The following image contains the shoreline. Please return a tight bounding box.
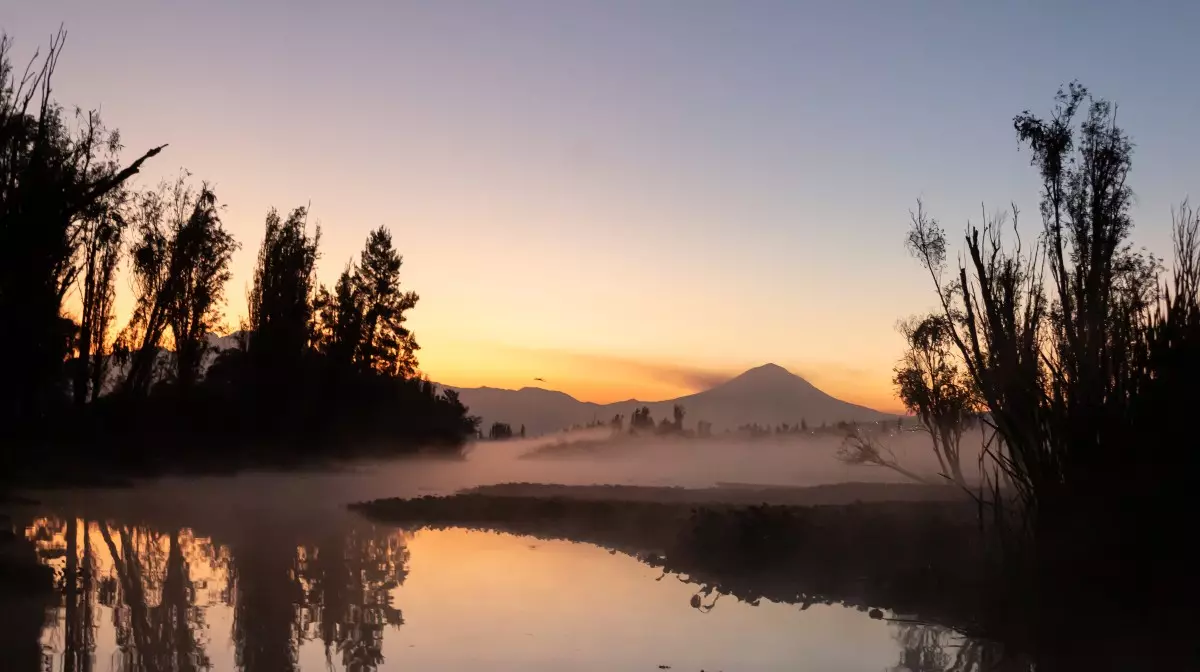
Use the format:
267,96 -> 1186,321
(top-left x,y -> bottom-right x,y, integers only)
352,481 -> 986,633
455,481 -> 970,506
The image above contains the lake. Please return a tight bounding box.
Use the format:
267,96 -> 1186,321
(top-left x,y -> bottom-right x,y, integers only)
13,442 -> 987,671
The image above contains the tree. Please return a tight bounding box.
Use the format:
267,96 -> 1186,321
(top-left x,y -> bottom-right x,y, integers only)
800,418 -> 808,432
629,406 -> 654,432
0,31 -> 482,464
489,422 -> 513,440
353,227 -> 419,378
905,84 -> 1200,632
164,184 -> 236,390
120,178 -> 236,393
0,30 -> 163,422
72,187 -> 129,404
119,184 -> 174,395
519,424 -> 526,438
314,264 -> 364,368
894,314 -> 975,486
246,207 -> 320,366
672,404 -> 686,431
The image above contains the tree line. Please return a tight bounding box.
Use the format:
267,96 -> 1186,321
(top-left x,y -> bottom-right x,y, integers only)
0,31 -> 477,474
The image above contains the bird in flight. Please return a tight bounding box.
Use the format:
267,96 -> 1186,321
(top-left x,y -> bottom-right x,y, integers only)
534,377 -> 546,382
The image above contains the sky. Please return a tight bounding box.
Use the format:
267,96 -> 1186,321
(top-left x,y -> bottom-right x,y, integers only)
6,1 -> 1200,411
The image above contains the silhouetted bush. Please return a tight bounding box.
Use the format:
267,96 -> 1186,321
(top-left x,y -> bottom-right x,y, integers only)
905,83 -> 1200,657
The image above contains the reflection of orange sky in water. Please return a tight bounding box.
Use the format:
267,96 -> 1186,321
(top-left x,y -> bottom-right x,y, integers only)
25,518 -> 903,670
26,517 -> 231,601
385,527 -> 899,670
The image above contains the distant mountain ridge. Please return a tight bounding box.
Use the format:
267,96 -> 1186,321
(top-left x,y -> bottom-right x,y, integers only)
95,332 -> 242,395
443,363 -> 893,435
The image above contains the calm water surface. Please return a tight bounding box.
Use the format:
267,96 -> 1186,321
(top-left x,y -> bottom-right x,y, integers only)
20,451 -> 978,671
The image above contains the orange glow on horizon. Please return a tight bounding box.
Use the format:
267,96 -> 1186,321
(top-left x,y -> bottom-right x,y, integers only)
420,338 -> 905,413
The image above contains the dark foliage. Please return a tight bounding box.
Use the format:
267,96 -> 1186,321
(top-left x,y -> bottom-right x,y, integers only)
72,186 -> 128,405
0,30 -> 162,430
352,226 -> 419,378
0,33 -> 477,480
894,315 -> 976,486
116,177 -> 237,393
246,206 -> 320,365
488,422 -> 514,440
629,406 -> 654,432
906,83 -> 1200,658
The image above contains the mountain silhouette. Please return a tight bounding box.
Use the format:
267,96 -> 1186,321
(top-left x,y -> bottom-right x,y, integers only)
445,363 -> 893,435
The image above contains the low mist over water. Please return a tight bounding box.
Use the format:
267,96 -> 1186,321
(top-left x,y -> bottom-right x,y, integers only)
30,428 -> 986,531
10,435 -> 992,672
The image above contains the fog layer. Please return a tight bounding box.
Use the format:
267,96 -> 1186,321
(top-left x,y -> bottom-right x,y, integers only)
28,428 -> 986,541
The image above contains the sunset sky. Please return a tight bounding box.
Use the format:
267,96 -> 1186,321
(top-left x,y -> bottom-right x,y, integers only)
7,1 -> 1200,411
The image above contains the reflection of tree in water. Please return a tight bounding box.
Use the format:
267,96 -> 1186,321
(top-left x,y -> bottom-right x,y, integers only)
223,523 -> 409,672
30,516 -> 411,672
29,517 -> 219,672
229,534 -> 303,672
62,517 -> 96,672
889,623 -> 1022,672
295,526 -> 409,672
97,524 -> 215,671
33,517 -> 99,672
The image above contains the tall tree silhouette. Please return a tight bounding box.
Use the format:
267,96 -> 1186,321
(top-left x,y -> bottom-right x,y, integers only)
120,177 -> 236,394
72,188 -> 128,404
315,264 -> 365,368
353,227 -> 419,378
0,31 -> 163,424
119,184 -> 174,395
165,185 -> 236,390
246,206 -> 320,363
242,205 -> 321,427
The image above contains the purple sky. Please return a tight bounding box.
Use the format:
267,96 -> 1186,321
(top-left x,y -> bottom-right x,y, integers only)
7,1 -> 1200,408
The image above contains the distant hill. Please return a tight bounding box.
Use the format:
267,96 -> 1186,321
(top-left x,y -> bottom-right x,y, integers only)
444,363 -> 893,435
95,331 -> 242,395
